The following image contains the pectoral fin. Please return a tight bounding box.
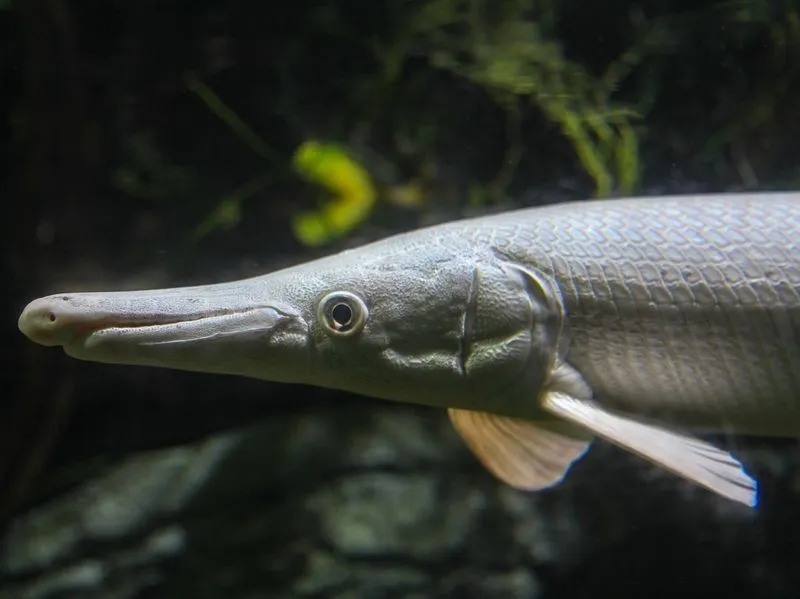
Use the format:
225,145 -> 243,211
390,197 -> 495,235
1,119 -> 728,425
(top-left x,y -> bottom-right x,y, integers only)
542,391 -> 758,507
448,407 -> 592,490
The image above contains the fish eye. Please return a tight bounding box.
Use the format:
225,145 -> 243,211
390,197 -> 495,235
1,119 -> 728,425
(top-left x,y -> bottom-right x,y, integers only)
318,291 -> 368,336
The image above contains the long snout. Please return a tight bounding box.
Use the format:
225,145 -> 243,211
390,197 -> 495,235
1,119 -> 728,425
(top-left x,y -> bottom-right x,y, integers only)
18,279 -> 311,379
20,284 -> 283,344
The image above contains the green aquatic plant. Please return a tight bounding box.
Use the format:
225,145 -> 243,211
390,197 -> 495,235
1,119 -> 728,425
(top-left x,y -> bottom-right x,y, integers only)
186,75 -> 378,246
361,0 -> 799,200
184,0 -> 653,244
186,74 -> 283,164
291,141 -> 377,246
410,0 -> 645,197
186,74 -> 287,241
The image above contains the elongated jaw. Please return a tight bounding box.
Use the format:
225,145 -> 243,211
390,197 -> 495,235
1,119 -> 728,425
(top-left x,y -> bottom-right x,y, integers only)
19,294 -> 284,348
17,283 -> 311,379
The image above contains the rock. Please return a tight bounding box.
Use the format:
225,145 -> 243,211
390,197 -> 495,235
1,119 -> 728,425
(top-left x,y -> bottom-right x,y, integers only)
2,436 -> 236,575
306,472 -> 485,559
440,568 -> 541,599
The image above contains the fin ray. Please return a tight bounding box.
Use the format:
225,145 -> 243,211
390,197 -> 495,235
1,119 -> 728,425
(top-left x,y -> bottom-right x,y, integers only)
448,407 -> 591,490
542,391 -> 758,507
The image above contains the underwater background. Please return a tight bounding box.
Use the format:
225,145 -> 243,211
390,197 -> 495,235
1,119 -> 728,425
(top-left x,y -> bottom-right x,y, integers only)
2,1 -> 800,597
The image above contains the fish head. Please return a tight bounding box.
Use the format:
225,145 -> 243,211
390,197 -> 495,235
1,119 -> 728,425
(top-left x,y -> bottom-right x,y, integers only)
18,236 -> 564,410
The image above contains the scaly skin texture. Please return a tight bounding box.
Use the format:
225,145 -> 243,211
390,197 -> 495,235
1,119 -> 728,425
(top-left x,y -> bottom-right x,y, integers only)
437,193 -> 800,433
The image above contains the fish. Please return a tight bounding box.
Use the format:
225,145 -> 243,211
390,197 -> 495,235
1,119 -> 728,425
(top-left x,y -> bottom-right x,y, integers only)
18,192 -> 800,507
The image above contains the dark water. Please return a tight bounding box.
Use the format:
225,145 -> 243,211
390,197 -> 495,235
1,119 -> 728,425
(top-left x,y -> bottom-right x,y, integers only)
2,1 -> 800,597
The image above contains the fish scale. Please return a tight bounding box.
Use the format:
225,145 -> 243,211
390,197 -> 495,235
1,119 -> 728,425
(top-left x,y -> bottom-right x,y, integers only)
458,195 -> 800,432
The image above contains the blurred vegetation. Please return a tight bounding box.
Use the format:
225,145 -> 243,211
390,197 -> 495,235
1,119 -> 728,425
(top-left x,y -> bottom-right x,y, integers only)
181,77 -> 379,246
290,141 -> 377,246
104,0 -> 800,247
382,0 -> 648,198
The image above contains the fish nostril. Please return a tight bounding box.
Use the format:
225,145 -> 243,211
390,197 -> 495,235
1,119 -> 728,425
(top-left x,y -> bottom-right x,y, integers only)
48,312 -> 56,323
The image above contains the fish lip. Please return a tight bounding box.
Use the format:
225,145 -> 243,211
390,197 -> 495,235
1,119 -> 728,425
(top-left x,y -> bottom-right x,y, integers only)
73,306 -> 298,350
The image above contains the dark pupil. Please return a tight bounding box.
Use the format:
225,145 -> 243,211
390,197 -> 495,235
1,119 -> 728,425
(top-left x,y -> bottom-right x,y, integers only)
330,302 -> 353,328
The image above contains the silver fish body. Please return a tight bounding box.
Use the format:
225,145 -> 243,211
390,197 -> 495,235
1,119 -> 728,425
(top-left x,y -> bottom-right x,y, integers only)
447,195 -> 800,434
17,192 -> 800,506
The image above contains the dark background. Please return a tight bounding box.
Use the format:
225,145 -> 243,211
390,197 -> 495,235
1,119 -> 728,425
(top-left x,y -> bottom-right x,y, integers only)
2,1 -> 800,597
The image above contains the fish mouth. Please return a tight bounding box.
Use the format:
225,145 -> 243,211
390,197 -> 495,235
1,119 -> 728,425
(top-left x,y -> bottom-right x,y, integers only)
19,279 -> 314,380
80,307 -> 292,350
